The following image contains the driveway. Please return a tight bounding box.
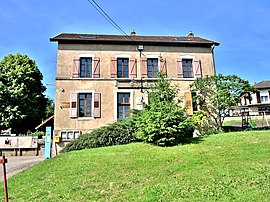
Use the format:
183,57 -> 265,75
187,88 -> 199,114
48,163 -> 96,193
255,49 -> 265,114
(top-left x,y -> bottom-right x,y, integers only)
0,156 -> 43,181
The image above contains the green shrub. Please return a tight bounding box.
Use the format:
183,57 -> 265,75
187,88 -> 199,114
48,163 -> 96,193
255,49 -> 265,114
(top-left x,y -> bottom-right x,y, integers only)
135,73 -> 194,146
19,131 -> 45,136
61,117 -> 138,153
191,110 -> 216,135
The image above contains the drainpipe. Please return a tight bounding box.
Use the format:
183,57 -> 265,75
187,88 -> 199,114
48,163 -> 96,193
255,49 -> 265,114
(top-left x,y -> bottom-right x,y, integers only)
211,45 -> 216,75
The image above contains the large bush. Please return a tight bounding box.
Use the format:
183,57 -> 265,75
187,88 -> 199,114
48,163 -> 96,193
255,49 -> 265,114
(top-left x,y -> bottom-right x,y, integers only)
135,73 -> 194,146
191,110 -> 217,135
61,117 -> 138,153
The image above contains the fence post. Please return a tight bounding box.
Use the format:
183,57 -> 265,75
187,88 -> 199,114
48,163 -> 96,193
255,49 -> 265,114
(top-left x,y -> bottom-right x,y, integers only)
0,155 -> 8,202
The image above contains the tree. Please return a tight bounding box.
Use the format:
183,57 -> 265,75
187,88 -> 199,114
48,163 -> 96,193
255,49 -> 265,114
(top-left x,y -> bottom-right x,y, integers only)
190,74 -> 256,130
0,53 -> 47,134
44,97 -> 54,118
135,73 -> 194,146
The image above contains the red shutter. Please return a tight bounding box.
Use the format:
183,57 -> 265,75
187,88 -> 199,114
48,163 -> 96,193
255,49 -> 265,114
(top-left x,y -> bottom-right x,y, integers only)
93,57 -> 100,78
141,57 -> 148,77
176,58 -> 183,78
94,93 -> 101,118
110,57 -> 117,78
194,58 -> 202,78
130,57 -> 137,78
73,58 -> 80,77
160,58 -> 167,76
70,93 -> 77,118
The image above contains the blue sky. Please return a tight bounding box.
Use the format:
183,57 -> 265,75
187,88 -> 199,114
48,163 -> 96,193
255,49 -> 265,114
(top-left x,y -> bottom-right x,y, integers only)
1,0 -> 270,99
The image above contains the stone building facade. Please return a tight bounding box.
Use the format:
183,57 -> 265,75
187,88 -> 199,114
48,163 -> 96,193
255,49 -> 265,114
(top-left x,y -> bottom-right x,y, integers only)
50,31 -> 219,148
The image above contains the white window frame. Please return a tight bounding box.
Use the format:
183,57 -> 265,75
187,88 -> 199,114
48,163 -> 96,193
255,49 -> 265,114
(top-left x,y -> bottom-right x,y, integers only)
114,89 -> 134,121
76,90 -> 95,120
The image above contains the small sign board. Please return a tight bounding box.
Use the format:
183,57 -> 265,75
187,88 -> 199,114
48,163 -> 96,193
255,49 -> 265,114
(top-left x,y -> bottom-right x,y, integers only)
60,102 -> 70,108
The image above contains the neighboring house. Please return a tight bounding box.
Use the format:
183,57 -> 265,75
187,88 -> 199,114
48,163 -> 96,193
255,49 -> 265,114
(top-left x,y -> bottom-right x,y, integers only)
50,30 -> 219,148
248,81 -> 270,115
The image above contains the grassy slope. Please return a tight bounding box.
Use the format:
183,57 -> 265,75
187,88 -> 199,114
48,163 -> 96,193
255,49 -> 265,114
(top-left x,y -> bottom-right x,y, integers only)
1,130 -> 270,201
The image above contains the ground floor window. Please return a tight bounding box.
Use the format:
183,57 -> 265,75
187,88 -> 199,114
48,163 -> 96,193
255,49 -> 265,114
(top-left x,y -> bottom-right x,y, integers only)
117,93 -> 130,119
79,93 -> 92,117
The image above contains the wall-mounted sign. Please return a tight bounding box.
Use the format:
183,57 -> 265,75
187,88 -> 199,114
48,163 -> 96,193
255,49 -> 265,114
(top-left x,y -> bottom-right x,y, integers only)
60,102 -> 70,108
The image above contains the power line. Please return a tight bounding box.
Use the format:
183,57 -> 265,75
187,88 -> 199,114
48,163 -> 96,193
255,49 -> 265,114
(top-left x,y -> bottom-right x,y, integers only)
86,0 -> 133,40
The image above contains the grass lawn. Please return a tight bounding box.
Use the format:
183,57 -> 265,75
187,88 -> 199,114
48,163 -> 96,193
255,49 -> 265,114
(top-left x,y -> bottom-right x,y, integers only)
1,130 -> 270,201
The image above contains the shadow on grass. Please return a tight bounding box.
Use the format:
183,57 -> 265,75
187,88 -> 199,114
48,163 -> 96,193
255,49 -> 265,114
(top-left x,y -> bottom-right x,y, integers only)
180,136 -> 204,145
222,126 -> 270,133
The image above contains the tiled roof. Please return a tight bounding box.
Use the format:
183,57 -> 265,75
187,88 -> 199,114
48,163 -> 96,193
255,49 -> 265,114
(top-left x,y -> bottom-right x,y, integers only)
50,33 -> 220,46
254,80 -> 270,89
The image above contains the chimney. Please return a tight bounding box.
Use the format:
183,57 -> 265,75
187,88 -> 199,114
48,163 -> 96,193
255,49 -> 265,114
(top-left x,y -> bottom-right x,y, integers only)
254,81 -> 257,85
131,29 -> 136,36
188,31 -> 194,37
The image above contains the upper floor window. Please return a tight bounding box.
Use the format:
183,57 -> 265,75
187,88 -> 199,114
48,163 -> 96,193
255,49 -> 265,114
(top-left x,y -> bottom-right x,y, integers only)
147,58 -> 158,78
73,56 -> 100,78
79,93 -> 92,117
261,96 -> 269,103
177,57 -> 201,78
117,58 -> 129,78
80,58 -> 92,77
182,59 -> 193,78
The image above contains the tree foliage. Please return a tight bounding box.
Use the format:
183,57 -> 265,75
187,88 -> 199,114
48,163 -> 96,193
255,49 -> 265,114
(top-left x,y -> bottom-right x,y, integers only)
0,53 -> 47,133
190,74 -> 256,130
135,73 -> 194,146
44,97 -> 54,118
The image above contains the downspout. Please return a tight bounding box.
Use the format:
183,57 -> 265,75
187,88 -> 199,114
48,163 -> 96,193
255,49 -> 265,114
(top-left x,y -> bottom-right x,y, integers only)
211,45 -> 216,75
212,44 -> 221,129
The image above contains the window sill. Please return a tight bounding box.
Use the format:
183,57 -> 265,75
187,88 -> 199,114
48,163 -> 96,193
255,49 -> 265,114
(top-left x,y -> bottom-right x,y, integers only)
77,117 -> 95,121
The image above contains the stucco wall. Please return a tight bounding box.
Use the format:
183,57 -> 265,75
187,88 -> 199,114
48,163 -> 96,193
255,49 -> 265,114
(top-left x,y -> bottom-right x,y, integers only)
54,43 -> 215,135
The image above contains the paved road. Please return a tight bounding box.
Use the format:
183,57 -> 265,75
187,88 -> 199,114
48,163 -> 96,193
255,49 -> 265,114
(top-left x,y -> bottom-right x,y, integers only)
0,156 -> 43,181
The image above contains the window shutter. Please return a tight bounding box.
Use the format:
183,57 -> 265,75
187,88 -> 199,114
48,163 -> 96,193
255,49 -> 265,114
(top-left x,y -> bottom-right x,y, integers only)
256,92 -> 261,103
176,58 -> 183,78
110,57 -> 117,78
130,57 -> 137,78
184,92 -> 192,114
141,57 -> 148,77
93,57 -> 100,78
73,58 -> 80,77
194,57 -> 202,78
70,93 -> 77,118
94,93 -> 101,118
160,58 -> 167,76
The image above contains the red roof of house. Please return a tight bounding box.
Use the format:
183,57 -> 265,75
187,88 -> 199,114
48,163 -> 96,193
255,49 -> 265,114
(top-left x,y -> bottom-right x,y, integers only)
50,33 -> 220,46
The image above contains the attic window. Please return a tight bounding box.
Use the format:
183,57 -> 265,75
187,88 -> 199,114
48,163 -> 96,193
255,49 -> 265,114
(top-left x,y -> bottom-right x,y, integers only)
80,36 -> 97,39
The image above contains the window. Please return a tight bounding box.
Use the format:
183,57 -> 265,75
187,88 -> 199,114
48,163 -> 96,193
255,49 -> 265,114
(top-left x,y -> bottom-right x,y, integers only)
147,58 -> 158,78
117,93 -> 130,119
182,59 -> 193,78
117,58 -> 129,78
70,92 -> 101,118
79,93 -> 92,117
260,96 -> 269,103
80,58 -> 92,77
